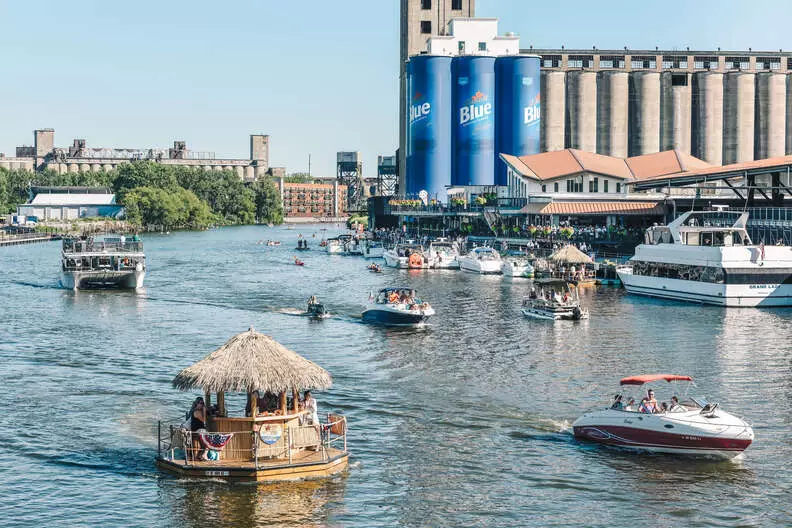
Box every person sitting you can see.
[388,291,400,304]
[611,394,624,410]
[646,389,659,412]
[529,289,537,300]
[624,398,636,411]
[669,396,683,412]
[259,391,279,413]
[660,402,669,413]
[562,291,571,304]
[308,295,318,306]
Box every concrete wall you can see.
[722,72,755,164]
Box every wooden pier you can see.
[0,233,61,247]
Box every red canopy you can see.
[620,374,693,386]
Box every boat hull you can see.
[459,260,502,275]
[363,248,385,259]
[61,270,145,290]
[521,307,587,321]
[619,272,792,307]
[383,253,407,268]
[362,308,431,326]
[503,264,534,278]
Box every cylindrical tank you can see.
[494,55,541,186]
[596,71,629,157]
[629,72,661,156]
[451,56,496,186]
[723,72,755,164]
[755,73,787,159]
[692,72,724,165]
[541,71,566,152]
[660,73,692,153]
[565,71,597,152]
[406,55,453,199]
[787,75,792,155]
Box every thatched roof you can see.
[172,328,332,394]
[549,245,593,264]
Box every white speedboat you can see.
[383,243,426,269]
[61,234,145,290]
[522,279,588,320]
[573,374,754,459]
[427,238,460,269]
[325,237,344,254]
[362,239,385,259]
[362,288,435,326]
[502,257,534,278]
[618,209,792,306]
[458,247,502,274]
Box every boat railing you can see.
[63,240,143,254]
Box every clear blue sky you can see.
[1,0,790,177]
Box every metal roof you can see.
[519,201,663,216]
[30,193,117,206]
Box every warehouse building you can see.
[17,187,124,220]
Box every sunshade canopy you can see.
[549,245,593,264]
[620,374,693,386]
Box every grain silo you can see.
[629,72,661,156]
[540,71,566,152]
[692,71,724,165]
[722,72,755,164]
[755,72,787,159]
[596,71,629,157]
[565,71,597,152]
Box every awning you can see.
[519,201,664,216]
[620,374,693,386]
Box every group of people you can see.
[611,390,683,414]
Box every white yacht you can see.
[618,210,792,306]
[324,237,344,254]
[383,243,426,269]
[502,257,534,278]
[458,247,502,274]
[427,238,460,269]
[61,234,145,290]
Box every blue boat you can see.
[362,288,435,326]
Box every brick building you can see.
[277,180,348,218]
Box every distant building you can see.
[276,179,348,219]
[17,187,124,220]
[1,129,284,182]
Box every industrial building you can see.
[0,129,284,182]
[276,179,347,219]
[530,48,792,166]
[17,187,124,220]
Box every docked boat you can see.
[573,374,754,459]
[60,234,145,290]
[343,235,363,256]
[383,243,426,269]
[619,210,792,306]
[502,257,535,278]
[521,279,589,320]
[324,237,344,254]
[362,239,385,259]
[156,328,349,481]
[362,288,435,326]
[427,238,460,269]
[458,247,502,274]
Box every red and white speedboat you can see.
[573,374,754,459]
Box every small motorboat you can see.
[306,296,329,318]
[295,239,310,251]
[573,374,754,459]
[362,288,435,326]
[266,240,281,247]
[502,257,534,279]
[383,243,426,269]
[427,238,460,269]
[521,279,589,321]
[458,247,502,274]
[293,257,305,266]
[367,263,382,273]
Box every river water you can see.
[1,225,790,527]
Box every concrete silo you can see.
[660,73,691,153]
[540,71,566,152]
[692,72,724,166]
[722,72,755,164]
[565,71,597,153]
[754,73,787,159]
[596,71,629,158]
[787,75,792,155]
[628,72,661,156]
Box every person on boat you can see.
[669,396,683,412]
[529,288,537,300]
[308,295,319,306]
[301,390,318,425]
[388,290,400,304]
[624,398,636,411]
[611,394,624,410]
[259,392,279,413]
[246,390,261,416]
[646,389,659,412]
[562,291,571,304]
[189,397,208,460]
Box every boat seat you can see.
[290,425,321,448]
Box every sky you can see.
[1,0,791,177]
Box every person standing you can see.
[303,390,318,425]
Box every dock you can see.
[0,233,62,247]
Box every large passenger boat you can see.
[60,234,145,290]
[618,210,792,306]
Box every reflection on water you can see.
[1,227,791,526]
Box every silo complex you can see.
[495,55,541,185]
[787,75,792,155]
[660,73,691,153]
[692,72,724,165]
[406,55,452,199]
[755,73,786,159]
[540,71,566,152]
[722,72,755,164]
[629,72,661,155]
[566,71,597,152]
[451,56,496,186]
[597,72,629,157]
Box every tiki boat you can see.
[156,328,349,481]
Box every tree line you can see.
[0,161,283,227]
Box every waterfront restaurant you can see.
[156,327,349,481]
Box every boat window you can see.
[713,232,725,246]
[701,232,713,246]
[632,261,726,283]
[686,232,700,246]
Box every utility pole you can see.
[308,154,311,179]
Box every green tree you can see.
[252,179,284,224]
[122,186,213,228]
[113,161,178,198]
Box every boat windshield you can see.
[609,384,701,414]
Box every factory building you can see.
[531,48,792,166]
[0,129,282,182]
[276,179,347,219]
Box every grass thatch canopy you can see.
[172,328,332,394]
[549,245,593,264]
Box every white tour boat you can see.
[573,374,754,459]
[502,257,535,278]
[618,210,792,306]
[521,279,588,320]
[458,247,502,274]
[383,243,426,269]
[427,238,460,269]
[61,234,146,290]
[362,288,435,326]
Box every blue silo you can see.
[406,55,452,200]
[495,55,541,185]
[451,56,496,186]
